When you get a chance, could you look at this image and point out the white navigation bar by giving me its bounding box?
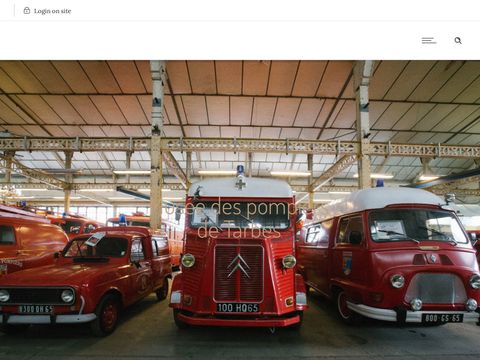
[0,0,479,59]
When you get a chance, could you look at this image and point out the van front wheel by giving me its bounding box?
[156,278,169,301]
[336,290,360,325]
[173,309,189,329]
[288,311,303,330]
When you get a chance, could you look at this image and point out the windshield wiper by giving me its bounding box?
[199,208,223,231]
[417,225,457,246]
[75,241,84,257]
[377,230,420,244]
[237,213,262,228]
[73,256,109,263]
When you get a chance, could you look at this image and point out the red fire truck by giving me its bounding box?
[296,187,480,325]
[169,166,308,329]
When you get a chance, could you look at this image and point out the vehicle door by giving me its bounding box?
[128,237,154,302]
[0,224,18,275]
[150,235,171,290]
[331,214,368,288]
[296,221,333,295]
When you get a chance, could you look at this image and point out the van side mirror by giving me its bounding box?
[131,260,141,269]
[468,232,477,246]
[349,231,363,245]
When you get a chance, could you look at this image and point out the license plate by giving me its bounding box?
[422,313,463,323]
[216,303,259,313]
[18,305,54,314]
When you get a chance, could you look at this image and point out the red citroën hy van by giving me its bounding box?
[296,187,480,325]
[169,166,308,329]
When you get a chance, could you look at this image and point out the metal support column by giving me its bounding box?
[186,151,192,191]
[126,151,132,183]
[150,60,166,230]
[420,157,434,177]
[64,151,73,212]
[246,152,253,177]
[307,153,314,208]
[3,151,15,183]
[354,61,374,189]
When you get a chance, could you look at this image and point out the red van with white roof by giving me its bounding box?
[296,187,480,325]
[0,205,68,276]
[170,166,308,329]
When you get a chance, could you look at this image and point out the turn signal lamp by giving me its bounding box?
[465,298,477,312]
[410,298,422,311]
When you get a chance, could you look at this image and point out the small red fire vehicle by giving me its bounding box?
[169,166,308,329]
[0,226,171,336]
[0,205,68,276]
[49,213,104,240]
[296,187,480,325]
[108,212,184,269]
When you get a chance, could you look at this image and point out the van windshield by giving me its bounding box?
[189,201,291,230]
[369,209,468,244]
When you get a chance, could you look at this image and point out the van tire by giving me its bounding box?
[288,311,303,330]
[0,324,29,335]
[91,294,120,337]
[336,290,360,325]
[156,278,169,301]
[173,309,189,329]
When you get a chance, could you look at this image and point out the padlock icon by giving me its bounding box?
[23,7,30,14]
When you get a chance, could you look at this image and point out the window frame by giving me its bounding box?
[0,225,16,245]
[336,215,364,245]
[130,237,146,262]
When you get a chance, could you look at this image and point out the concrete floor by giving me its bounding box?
[1,290,480,360]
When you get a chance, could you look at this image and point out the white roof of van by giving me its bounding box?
[188,177,293,198]
[313,187,447,222]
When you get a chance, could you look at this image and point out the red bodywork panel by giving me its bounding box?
[0,227,172,317]
[1,206,69,276]
[169,196,307,327]
[296,205,480,316]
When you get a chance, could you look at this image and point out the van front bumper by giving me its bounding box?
[177,312,300,328]
[347,302,480,323]
[1,313,96,324]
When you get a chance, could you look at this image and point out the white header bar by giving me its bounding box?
[0,0,479,59]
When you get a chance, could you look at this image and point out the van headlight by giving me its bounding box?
[470,274,480,289]
[181,253,195,268]
[390,274,405,289]
[61,289,74,303]
[0,289,10,302]
[282,255,296,269]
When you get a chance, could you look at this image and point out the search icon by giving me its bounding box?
[455,37,462,44]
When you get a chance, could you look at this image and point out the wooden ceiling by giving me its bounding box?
[1,60,480,182]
